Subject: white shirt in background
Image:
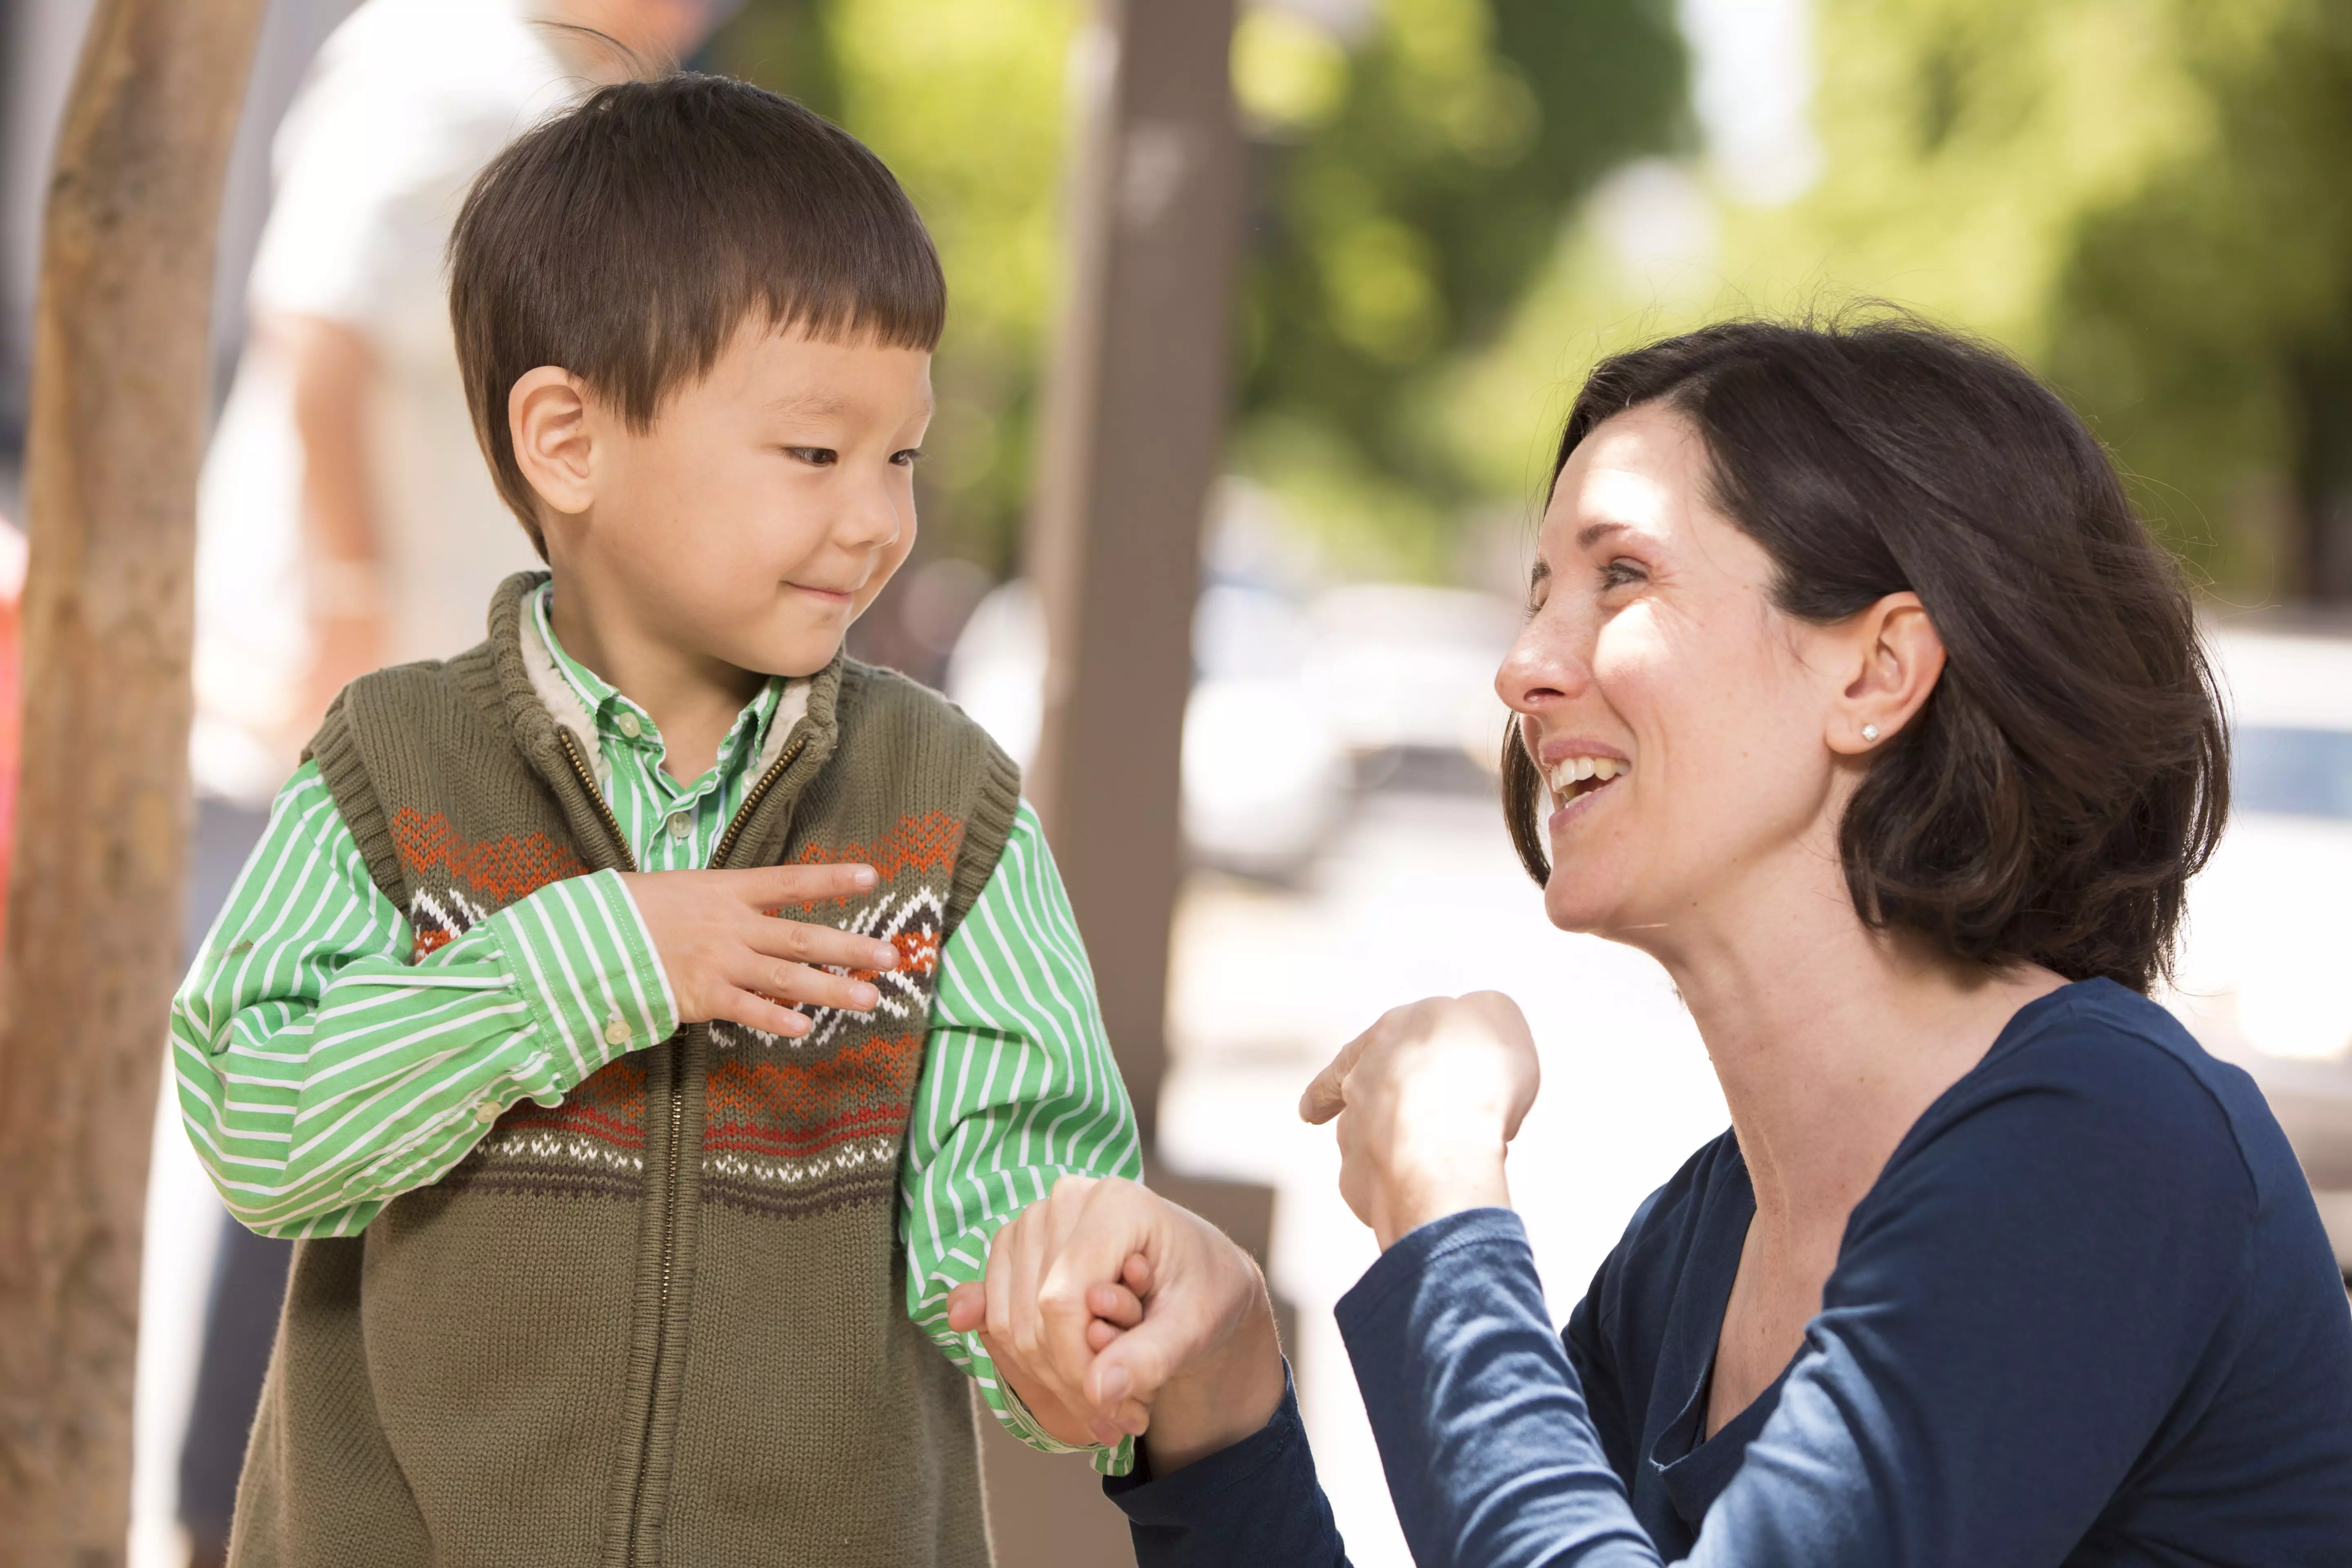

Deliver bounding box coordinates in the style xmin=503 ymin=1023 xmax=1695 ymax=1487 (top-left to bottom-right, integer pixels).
xmin=193 ymin=0 xmax=581 ymax=804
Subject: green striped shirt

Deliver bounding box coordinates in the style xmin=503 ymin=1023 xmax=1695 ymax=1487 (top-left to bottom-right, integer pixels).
xmin=171 ymin=584 xmax=1140 ymax=1468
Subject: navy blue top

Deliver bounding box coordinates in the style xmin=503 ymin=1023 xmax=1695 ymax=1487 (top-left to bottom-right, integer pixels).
xmin=1107 ymin=980 xmax=2352 ymax=1565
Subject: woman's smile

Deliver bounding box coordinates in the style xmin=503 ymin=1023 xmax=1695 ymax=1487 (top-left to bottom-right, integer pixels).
xmin=1535 ymin=736 xmax=1632 ymax=831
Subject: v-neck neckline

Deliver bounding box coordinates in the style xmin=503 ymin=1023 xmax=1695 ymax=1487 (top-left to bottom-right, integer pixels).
xmin=1642 ymin=983 xmax=2087 ymax=1532
xmin=1646 ymin=1149 xmax=1785 ymax=1529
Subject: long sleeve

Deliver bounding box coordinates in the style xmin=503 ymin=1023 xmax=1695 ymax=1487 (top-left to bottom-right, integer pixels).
xmin=900 ymin=802 xmax=1145 ymax=1470
xmin=1082 ymin=992 xmax=2351 ymax=1566
xmin=172 ymin=762 xmax=677 ymax=1238
xmin=1334 ymin=1045 xmax=2270 ymax=1568
xmin=1109 ymin=1370 xmax=1349 ymax=1566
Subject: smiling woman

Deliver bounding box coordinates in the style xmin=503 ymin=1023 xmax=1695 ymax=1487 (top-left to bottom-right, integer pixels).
xmin=1500 ymin=315 xmax=2229 ymax=994
xmin=948 ymin=312 xmax=2352 ymax=1568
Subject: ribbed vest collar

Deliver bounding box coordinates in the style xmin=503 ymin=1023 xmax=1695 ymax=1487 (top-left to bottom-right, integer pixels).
xmin=459 ymin=571 xmax=846 ymax=872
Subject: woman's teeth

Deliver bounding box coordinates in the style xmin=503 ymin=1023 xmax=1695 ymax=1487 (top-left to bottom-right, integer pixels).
xmin=1546 ymin=755 xmax=1626 ymax=796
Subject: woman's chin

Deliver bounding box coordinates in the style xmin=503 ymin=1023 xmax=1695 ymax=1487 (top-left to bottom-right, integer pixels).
xmin=1541 ymin=877 xmax=1618 ymax=936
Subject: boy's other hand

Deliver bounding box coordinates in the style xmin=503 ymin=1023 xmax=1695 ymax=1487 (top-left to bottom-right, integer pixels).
xmin=946 ymin=1176 xmax=1284 ymax=1469
xmin=618 ymin=863 xmax=901 ymax=1038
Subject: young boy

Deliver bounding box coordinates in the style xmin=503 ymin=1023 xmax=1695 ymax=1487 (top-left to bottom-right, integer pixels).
xmin=171 ymin=75 xmax=1140 ymax=1567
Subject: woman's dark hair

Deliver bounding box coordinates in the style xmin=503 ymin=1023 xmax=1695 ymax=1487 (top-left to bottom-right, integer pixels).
xmin=1501 ymin=313 xmax=2228 ymax=993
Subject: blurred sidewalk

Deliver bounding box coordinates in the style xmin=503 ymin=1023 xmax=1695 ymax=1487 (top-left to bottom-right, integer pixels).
xmin=1160 ymin=784 xmax=1728 ymax=1566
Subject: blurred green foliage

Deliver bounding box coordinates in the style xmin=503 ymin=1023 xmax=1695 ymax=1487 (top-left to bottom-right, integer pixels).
xmin=715 ymin=0 xmax=1686 ymax=581
xmin=2044 ymin=2 xmax=2352 ymax=601
xmin=1450 ymin=0 xmax=2352 ymax=606
xmin=1229 ymin=0 xmax=1686 ymax=577
xmin=717 ymin=0 xmax=2352 ymax=605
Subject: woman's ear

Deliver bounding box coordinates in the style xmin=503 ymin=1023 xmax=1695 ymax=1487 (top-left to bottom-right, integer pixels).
xmin=1828 ymin=591 xmax=1945 ymax=756
xmin=508 ymin=367 xmax=596 ymax=518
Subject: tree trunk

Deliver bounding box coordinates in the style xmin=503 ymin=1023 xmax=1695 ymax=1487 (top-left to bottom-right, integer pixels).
xmin=0 ymin=1 xmax=265 ymax=1559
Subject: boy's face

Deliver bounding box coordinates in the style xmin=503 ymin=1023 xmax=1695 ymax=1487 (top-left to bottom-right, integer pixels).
xmin=552 ymin=323 xmax=932 ymax=679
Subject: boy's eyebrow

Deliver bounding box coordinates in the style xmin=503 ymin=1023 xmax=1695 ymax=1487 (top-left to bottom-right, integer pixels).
xmin=767 ymin=390 xmax=853 ymax=418
xmin=764 ymin=388 xmax=935 ymax=421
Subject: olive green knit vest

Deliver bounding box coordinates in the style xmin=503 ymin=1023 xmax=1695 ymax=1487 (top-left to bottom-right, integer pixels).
xmin=228 ymin=574 xmax=1021 ymax=1568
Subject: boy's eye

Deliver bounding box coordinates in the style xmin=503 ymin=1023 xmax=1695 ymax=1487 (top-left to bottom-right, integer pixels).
xmin=891 ymin=448 xmax=923 ymax=467
xmin=785 ymin=446 xmax=837 ymax=467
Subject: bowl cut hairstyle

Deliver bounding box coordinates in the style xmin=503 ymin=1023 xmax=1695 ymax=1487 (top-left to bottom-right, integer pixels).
xmin=448 ymin=74 xmax=947 ymax=554
xmin=1503 ymin=314 xmax=2230 ymax=994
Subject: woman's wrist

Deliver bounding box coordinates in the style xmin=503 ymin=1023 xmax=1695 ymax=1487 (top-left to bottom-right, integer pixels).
xmin=1138 ymin=1288 xmax=1286 ymax=1475
xmin=1370 ymin=1143 xmax=1510 ymax=1251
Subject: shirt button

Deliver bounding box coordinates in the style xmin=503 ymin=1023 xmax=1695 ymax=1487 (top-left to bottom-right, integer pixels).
xmin=616 ymin=711 xmax=643 ymax=739
xmin=604 ymin=1016 xmax=631 ymax=1047
xmin=474 ymin=1102 xmax=499 ymax=1125
xmin=667 ymin=811 xmax=692 ymax=839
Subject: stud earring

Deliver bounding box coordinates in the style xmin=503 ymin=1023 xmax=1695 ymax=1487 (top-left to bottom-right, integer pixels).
xmin=1861 ymin=723 xmax=1880 ymax=744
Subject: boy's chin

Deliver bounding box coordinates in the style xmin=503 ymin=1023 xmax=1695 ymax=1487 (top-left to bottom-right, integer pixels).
xmin=720 ymin=617 xmax=852 ymax=682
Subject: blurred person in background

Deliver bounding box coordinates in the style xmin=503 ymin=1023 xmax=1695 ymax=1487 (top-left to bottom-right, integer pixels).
xmin=176 ymin=4 xmax=733 ymax=1564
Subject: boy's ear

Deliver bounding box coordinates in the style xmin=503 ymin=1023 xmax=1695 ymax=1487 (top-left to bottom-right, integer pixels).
xmin=509 ymin=367 xmax=596 ymax=517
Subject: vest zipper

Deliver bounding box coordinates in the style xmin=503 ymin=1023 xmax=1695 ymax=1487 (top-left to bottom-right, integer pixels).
xmin=711 ymin=736 xmax=806 ymax=870
xmin=569 ymin=724 xmax=806 ymax=1566
xmin=554 ymin=728 xmax=639 ymax=875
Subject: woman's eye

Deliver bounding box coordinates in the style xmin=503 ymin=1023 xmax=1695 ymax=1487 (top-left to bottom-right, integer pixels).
xmin=1600 ymin=558 xmax=1646 ymax=590
xmin=786 ymin=446 xmax=838 ymax=467
xmin=891 ymin=448 xmax=923 ymax=467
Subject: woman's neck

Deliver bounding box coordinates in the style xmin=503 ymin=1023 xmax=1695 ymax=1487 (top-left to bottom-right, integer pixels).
xmin=1644 ymin=844 xmax=2065 ymax=1241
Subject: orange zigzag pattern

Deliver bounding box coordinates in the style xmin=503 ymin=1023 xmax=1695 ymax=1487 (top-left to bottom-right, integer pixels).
xmin=392 ymin=808 xmax=587 ymax=905
xmin=781 ymin=811 xmax=964 ymax=910
xmin=705 ymin=1032 xmax=924 ymax=1127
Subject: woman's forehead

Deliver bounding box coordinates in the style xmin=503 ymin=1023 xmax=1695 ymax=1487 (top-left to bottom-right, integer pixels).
xmin=1546 ymin=411 xmax=1704 ymax=544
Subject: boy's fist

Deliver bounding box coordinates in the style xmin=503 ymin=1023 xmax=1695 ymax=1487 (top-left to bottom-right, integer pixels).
xmin=619 ymin=862 xmax=900 ymax=1038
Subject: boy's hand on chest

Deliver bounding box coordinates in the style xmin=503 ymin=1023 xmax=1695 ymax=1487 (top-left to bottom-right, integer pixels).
xmin=618 ymin=864 xmax=905 ymax=1040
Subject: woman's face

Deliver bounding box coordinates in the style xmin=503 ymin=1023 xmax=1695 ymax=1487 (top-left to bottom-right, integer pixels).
xmin=1497 ymin=403 xmax=1853 ymax=945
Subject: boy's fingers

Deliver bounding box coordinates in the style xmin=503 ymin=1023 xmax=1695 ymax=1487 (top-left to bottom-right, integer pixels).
xmin=742 ymin=915 xmax=901 ymax=976
xmin=735 ymin=956 xmax=879 ymax=1015
xmin=1085 ymin=1319 xmax=1122 ymax=1353
xmin=714 ymin=989 xmax=811 ymax=1039
xmin=945 ymin=1281 xmax=985 ymax=1334
xmin=1085 ymin=1280 xmax=1145 ymax=1329
xmin=731 ymin=862 xmax=878 ymax=908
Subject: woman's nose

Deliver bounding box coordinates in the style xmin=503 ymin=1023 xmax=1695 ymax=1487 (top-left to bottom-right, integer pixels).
xmin=1495 ymin=615 xmax=1590 ymax=717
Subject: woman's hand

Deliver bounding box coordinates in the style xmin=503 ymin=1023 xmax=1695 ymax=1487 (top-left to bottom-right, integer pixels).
xmin=1301 ymin=991 xmax=1541 ymax=1249
xmin=944 ymin=1176 xmax=1287 ymax=1472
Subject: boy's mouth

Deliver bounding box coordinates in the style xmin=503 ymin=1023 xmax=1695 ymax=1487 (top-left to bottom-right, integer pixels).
xmin=786 ymin=581 xmax=857 ymax=606
xmin=1545 ymin=753 xmax=1628 ymax=811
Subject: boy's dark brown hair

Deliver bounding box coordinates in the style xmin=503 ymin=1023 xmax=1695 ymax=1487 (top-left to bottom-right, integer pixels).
xmin=1503 ymin=312 xmax=2230 ymax=994
xmin=448 ymin=74 xmax=947 ymax=553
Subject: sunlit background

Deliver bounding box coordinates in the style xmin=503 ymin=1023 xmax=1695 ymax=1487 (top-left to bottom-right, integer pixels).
xmin=6 ymin=2 xmax=2352 ymax=1564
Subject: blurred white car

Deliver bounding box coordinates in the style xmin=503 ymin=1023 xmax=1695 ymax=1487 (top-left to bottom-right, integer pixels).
xmin=945 ymin=579 xmax=1349 ymax=878
xmin=1303 ymin=584 xmax=1520 ymax=767
xmin=2166 ymin=623 xmax=2352 ymax=1267
xmin=944 ymin=577 xmax=1523 ymax=878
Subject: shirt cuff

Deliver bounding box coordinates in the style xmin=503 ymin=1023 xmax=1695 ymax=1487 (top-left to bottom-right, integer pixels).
xmin=486 ymin=869 xmax=679 ymax=1087
xmin=1334 ymin=1205 xmax=1533 ymax=1330
xmin=920 ymin=1247 xmax=1138 ymax=1476
xmin=1106 ymin=1364 xmax=1306 ymax=1501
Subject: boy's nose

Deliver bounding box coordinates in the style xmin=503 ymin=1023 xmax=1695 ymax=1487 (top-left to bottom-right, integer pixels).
xmin=840 ymin=479 xmax=908 ymax=552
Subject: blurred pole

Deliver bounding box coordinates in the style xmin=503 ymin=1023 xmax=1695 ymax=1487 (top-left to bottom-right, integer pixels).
xmin=0 ymin=0 xmax=265 ymax=1559
xmin=1026 ymin=0 xmax=1243 ymax=1147
xmin=992 ymin=6 xmax=1248 ymax=1561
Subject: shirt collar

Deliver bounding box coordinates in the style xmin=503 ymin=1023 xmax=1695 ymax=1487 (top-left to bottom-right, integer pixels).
xmin=527 ymin=582 xmax=787 ymax=781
